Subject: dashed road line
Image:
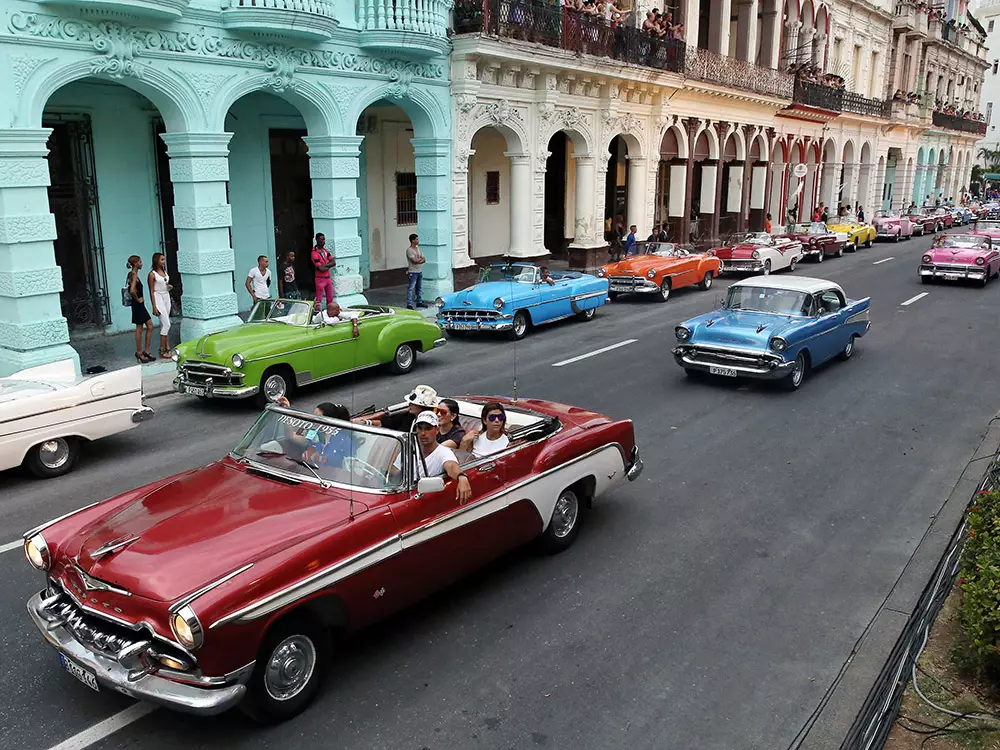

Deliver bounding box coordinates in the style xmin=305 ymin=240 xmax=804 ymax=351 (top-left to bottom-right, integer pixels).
xmin=0 ymin=539 xmax=23 ymax=555
xmin=901 ymin=292 xmax=929 ymax=306
xmin=552 ymin=339 xmax=638 ymax=367
xmin=872 ymin=257 xmax=894 ymax=265
xmin=45 ymin=704 xmax=156 ymax=750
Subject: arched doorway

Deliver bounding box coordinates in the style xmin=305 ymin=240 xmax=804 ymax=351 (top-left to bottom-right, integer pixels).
xmin=923 ymin=148 xmax=938 ymax=205
xmin=819 ymin=139 xmax=838 ymax=214
xmin=719 ymin=131 xmax=743 ymax=238
xmin=934 ymin=149 xmax=947 ymax=203
xmin=804 ymin=141 xmax=820 ymax=218
xmin=782 ymin=0 xmax=802 ymax=65
xmin=881 ymin=148 xmax=903 ymax=211
xmin=747 ymin=134 xmax=768 ymax=232
xmin=604 ymin=135 xmax=629 ymax=244
xmin=655 ymin=127 xmax=686 ymax=241
xmin=857 ymin=142 xmax=873 ymax=216
xmin=768 ymin=139 xmax=788 ymax=226
xmin=813 ymin=5 xmax=829 ymax=67
xmin=786 ymin=141 xmax=807 ymax=223
xmin=912 ymin=147 xmax=926 ymax=207
xmin=840 ymin=140 xmax=856 ymax=215
xmin=689 ymin=128 xmax=716 ymax=244
xmin=467 ymin=125 xmax=526 ymax=261
xmin=544 ymin=132 xmax=570 ymax=257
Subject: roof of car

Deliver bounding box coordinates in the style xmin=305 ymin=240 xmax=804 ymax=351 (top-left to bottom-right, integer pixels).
xmin=731 ymin=276 xmax=843 ymax=295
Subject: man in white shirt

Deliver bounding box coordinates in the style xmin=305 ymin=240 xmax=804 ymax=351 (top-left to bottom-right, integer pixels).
xmin=246 ymin=255 xmax=271 ymax=303
xmin=410 ymin=411 xmax=471 ymax=502
xmin=312 ymin=302 xmax=360 ymax=337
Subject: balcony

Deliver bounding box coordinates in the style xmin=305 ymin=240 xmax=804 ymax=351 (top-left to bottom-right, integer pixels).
xmin=793 ymin=80 xmax=843 ymax=111
xmin=358 ymin=0 xmax=450 ymax=57
xmin=893 ymin=2 xmax=927 ymax=37
xmin=842 ymin=91 xmax=891 ymax=119
xmin=931 ymin=111 xmax=988 ymax=135
xmin=683 ymin=46 xmax=793 ymax=99
xmin=36 ymin=0 xmax=190 ymax=20
xmin=220 ymin=0 xmax=339 ymax=41
xmin=454 ymin=0 xmax=684 ymax=73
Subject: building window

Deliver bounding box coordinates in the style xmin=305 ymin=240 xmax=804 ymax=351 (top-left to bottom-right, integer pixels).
xmin=988 ymin=102 xmax=994 ymax=124
xmin=486 ymin=171 xmax=500 ymax=205
xmin=990 ymin=19 xmax=995 ymax=32
xmin=395 ymin=172 xmax=417 ymax=226
xmin=994 ymin=60 xmax=999 ymax=75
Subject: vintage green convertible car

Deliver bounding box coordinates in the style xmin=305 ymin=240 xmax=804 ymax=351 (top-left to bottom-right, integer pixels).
xmin=172 ymin=299 xmax=445 ymax=405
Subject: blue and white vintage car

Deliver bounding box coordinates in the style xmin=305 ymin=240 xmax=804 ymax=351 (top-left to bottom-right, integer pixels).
xmin=435 ymin=262 xmax=609 ymax=340
xmin=672 ymin=276 xmax=871 ymax=390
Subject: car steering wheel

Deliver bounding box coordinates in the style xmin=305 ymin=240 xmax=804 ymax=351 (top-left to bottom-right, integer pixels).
xmin=343 ymin=456 xmax=388 ymax=488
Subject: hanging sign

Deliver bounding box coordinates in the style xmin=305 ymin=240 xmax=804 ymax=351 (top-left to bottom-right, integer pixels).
xmin=793 ymin=164 xmax=808 ymax=179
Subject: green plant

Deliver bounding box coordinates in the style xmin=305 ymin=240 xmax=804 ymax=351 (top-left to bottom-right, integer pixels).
xmin=958 ymin=490 xmax=1000 ymax=677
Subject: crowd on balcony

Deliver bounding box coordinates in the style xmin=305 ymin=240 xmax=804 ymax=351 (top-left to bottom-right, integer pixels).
xmin=562 ymin=0 xmax=631 ymax=27
xmin=640 ymin=8 xmax=684 ymax=39
xmin=788 ymin=63 xmax=845 ymax=89
xmin=934 ymin=100 xmax=986 ymax=121
xmin=892 ymin=90 xmax=921 ymax=104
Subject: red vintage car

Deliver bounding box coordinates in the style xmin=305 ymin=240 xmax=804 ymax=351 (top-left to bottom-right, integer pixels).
xmin=970 ymin=219 xmax=1000 ymax=242
xmin=784 ymin=222 xmax=849 ymax=262
xmin=930 ymin=207 xmax=954 ymax=230
xmin=23 ymin=399 xmax=641 ymax=722
xmin=919 ymin=234 xmax=1000 ymax=286
xmin=905 ymin=211 xmax=938 ymax=236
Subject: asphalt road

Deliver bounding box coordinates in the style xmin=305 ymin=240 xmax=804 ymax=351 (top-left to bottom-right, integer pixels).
xmin=1 ymin=232 xmax=995 ymax=750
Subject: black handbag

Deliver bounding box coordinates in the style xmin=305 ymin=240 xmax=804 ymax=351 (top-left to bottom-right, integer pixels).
xmin=122 ymin=275 xmax=132 ymax=307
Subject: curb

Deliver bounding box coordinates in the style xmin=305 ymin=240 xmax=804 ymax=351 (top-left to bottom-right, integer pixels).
xmin=795 ymin=410 xmax=1000 ymax=750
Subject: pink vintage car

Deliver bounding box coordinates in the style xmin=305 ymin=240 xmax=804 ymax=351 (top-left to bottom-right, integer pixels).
xmin=872 ymin=211 xmax=913 ymax=241
xmin=970 ymin=219 xmax=1000 ymax=242
xmin=919 ymin=234 xmax=1000 ymax=286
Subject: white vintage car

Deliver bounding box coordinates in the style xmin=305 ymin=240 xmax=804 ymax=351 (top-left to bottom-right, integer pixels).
xmin=0 ymin=360 xmax=153 ymax=479
xmin=710 ymin=232 xmax=804 ymax=274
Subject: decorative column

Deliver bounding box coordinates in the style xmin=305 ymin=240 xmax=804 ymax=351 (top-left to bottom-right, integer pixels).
xmin=569 ymin=154 xmax=599 ymax=248
xmin=682 ymin=0 xmax=700 ymax=53
xmin=735 ymin=0 xmax=760 ymax=64
xmin=761 ymin=9 xmax=782 ymax=69
xmin=813 ymin=32 xmax=827 ymax=68
xmin=411 ymin=137 xmax=454 ymax=300
xmin=303 ymin=135 xmax=367 ymax=307
xmin=161 ymin=132 xmax=242 ymax=340
xmin=680 ymin=119 xmax=699 ymax=243
xmin=506 ymin=152 xmax=532 ymax=257
xmin=857 ymin=163 xmax=872 ymax=213
xmin=626 ymin=156 xmax=647 ymax=239
xmin=704 ymin=159 xmax=721 ymax=243
xmin=924 ymin=163 xmax=938 ymax=203
xmin=800 ymin=27 xmax=816 ymax=67
xmin=767 ymin=161 xmax=786 ymax=224
xmin=784 ymin=21 xmax=803 ymax=65
xmin=0 ymin=129 xmax=77 ymax=377
xmin=709 ymin=0 xmax=733 ymax=56
xmin=911 ymin=164 xmax=925 ymax=206
xmin=748 ymin=161 xmax=768 ymax=230
xmin=842 ymin=162 xmax=858 ymax=210
xmin=451 ymin=147 xmax=475 ymax=273
xmin=820 ymin=161 xmax=840 ymax=209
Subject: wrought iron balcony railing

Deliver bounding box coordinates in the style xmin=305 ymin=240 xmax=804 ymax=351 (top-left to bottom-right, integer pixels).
xmin=841 ymin=91 xmax=891 ymax=119
xmin=683 ymin=46 xmax=793 ymax=99
xmin=792 ymin=80 xmax=844 ymax=111
xmin=220 ymin=0 xmax=339 ymax=41
xmin=453 ymin=0 xmax=686 ymax=73
xmin=931 ymin=111 xmax=987 ymax=135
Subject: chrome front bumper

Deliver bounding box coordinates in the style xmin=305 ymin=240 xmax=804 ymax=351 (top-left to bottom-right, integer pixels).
xmin=720 ymin=261 xmax=765 ymax=273
xmin=438 ymin=317 xmax=513 ymax=332
xmin=131 ymin=406 xmax=154 ymax=423
xmin=625 ymin=446 xmax=643 ymax=481
xmin=673 ymin=346 xmax=796 ymax=380
xmin=918 ymin=264 xmax=986 ymax=280
xmin=173 ymin=374 xmax=259 ymax=399
xmin=433 ymin=337 xmax=447 ymax=348
xmin=27 ymin=590 xmax=249 ymax=716
xmin=608 ymin=277 xmax=659 ymax=293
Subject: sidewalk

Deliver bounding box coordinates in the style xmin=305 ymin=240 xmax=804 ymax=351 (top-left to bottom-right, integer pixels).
xmin=73 ymin=283 xmax=438 ymax=399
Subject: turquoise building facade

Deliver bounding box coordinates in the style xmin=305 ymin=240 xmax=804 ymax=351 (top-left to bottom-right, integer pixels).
xmin=0 ymin=0 xmax=453 ymax=375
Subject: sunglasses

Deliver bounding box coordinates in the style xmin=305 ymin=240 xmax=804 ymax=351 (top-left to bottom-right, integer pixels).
xmin=434 ymin=406 xmax=451 ymax=416
xmin=486 ymin=413 xmax=506 ymax=422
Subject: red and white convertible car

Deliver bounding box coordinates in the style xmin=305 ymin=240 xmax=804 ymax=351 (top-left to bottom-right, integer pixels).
xmin=709 ymin=232 xmax=803 ymax=275
xmin=23 ymin=398 xmax=641 ymax=722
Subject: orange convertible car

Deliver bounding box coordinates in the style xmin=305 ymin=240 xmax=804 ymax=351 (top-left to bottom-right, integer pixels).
xmin=597 ymin=242 xmax=722 ymax=302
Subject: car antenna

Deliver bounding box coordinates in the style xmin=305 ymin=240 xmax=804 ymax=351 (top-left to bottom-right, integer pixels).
xmin=508 ymin=260 xmax=518 ymax=402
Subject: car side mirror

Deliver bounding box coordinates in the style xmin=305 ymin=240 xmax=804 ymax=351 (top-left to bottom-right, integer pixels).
xmin=417 ymin=477 xmax=446 ymax=495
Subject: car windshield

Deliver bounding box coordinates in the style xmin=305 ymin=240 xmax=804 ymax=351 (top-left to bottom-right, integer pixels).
xmin=247 ymin=299 xmax=314 ymax=327
xmin=479 ymin=264 xmax=538 ymax=284
xmin=647 ymin=243 xmax=686 ymax=257
xmin=976 ymin=221 xmax=1000 ymax=232
xmin=792 ymin=223 xmax=827 ymax=234
xmin=742 ymin=233 xmax=773 ymax=245
xmin=724 ymin=285 xmax=811 ymax=316
xmin=937 ymin=235 xmax=984 ymax=248
xmin=875 ymin=211 xmax=898 ymax=219
xmin=232 ymin=410 xmax=406 ymax=491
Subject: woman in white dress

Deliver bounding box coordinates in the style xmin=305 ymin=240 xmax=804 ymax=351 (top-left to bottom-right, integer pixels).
xmin=148 ymin=252 xmax=174 ymax=359
xmin=460 ymin=401 xmax=510 ymax=458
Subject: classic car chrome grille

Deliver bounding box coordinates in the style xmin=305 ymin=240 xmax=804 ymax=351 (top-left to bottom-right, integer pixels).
xmin=683 ymin=347 xmax=778 ymax=366
xmin=180 ymin=362 xmax=244 ymax=387
xmin=720 ymin=260 xmax=761 ymax=269
xmin=44 ymin=586 xmax=142 ymax=657
xmin=441 ymin=310 xmax=501 ymax=322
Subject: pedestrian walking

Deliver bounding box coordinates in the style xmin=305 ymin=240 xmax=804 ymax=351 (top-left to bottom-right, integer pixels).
xmin=246 ymin=255 xmax=272 ymax=306
xmin=857 ymin=205 xmax=865 ymax=223
xmin=279 ymin=250 xmax=301 ymax=299
xmin=126 ymin=255 xmax=155 ymax=363
xmin=148 ymin=252 xmax=173 ymax=359
xmin=765 ymin=213 xmax=772 ymax=233
xmin=311 ymin=233 xmax=335 ymax=309
xmin=406 ymin=233 xmax=426 ymax=309
xmin=625 ymin=224 xmax=637 ymax=255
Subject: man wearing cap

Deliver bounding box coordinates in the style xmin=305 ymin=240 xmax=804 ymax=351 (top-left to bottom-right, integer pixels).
xmin=410 ymin=411 xmax=472 ymax=502
xmin=358 ymin=384 xmax=438 ymax=432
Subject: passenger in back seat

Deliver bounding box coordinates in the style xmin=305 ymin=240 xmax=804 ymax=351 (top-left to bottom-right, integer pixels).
xmin=460 ymin=401 xmax=511 ymax=458
xmin=435 ymin=398 xmax=466 ymax=449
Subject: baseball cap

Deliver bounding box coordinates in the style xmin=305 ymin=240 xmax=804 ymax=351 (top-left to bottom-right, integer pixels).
xmin=414 ymin=411 xmax=438 ymax=428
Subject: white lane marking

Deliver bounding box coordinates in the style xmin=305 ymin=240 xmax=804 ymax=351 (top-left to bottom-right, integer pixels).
xmin=872 ymin=257 xmax=894 ymax=265
xmin=0 ymin=539 xmax=23 ymax=554
xmin=552 ymin=339 xmax=638 ymax=367
xmin=46 ymin=704 xmax=156 ymax=750
xmin=901 ymin=292 xmax=929 ymax=306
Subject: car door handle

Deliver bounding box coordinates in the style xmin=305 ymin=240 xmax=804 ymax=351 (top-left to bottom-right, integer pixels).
xmin=476 ymin=463 xmax=496 ymax=472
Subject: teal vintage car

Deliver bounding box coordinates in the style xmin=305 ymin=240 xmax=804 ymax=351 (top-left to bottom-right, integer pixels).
xmin=172 ymin=299 xmax=445 ymax=405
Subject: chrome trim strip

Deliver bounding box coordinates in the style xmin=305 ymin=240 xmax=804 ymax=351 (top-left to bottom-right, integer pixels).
xmin=296 ymin=361 xmax=380 ymax=388
xmin=1 ymin=388 xmax=144 ymax=427
xmin=169 ymin=563 xmax=254 ymax=613
xmin=91 ymin=536 xmax=140 ymax=559
xmin=24 ymin=501 xmax=103 ymax=539
xmin=71 ymin=561 xmax=133 ymax=597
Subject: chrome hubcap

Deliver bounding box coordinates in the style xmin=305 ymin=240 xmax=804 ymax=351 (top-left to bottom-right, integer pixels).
xmin=514 ymin=315 xmax=527 ymax=336
xmin=792 ymin=357 xmax=804 ymax=385
xmin=38 ymin=438 xmax=70 ymax=469
xmin=395 ymin=345 xmax=413 ymax=370
xmin=263 ymin=374 xmax=287 ymax=401
xmin=551 ymin=491 xmax=579 ymax=539
xmin=704 ymin=275 xmax=712 ymax=288
xmin=661 ymin=283 xmax=670 ymax=299
xmin=264 ymin=635 xmax=316 ymax=702
xmin=845 ymin=338 xmax=854 ymax=356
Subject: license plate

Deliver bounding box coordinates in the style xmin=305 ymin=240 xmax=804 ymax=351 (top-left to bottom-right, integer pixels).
xmin=60 ymin=654 xmax=99 ymax=692
xmin=448 ymin=322 xmax=478 ymax=330
xmin=184 ymin=385 xmax=206 ymax=397
xmin=943 ymin=274 xmax=960 ymax=281
xmin=709 ymin=366 xmax=738 ymax=377
xmin=610 ymin=284 xmax=632 ymax=291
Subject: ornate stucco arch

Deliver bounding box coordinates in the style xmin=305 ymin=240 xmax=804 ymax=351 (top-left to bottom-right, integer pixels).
xmin=536 ymin=105 xmax=596 ymax=166
xmin=347 ymin=81 xmax=449 ymax=140
xmin=210 ymin=74 xmax=342 ymax=136
xmin=693 ymin=121 xmax=720 ymax=160
xmin=722 ymin=126 xmax=747 ymax=162
xmin=749 ymin=130 xmax=770 ymax=163
xmin=656 ymin=120 xmax=690 ymax=160
xmin=600 ymin=112 xmax=647 ymax=160
xmin=462 ymin=100 xmax=530 ymax=157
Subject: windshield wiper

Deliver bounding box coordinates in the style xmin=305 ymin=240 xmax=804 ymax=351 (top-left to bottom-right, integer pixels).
xmin=276 ymin=454 xmax=331 ymax=488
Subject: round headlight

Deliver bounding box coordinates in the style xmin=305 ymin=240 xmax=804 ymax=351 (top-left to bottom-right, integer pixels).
xmin=170 ymin=606 xmax=203 ymax=650
xmin=752 ymin=250 xmax=760 ymax=259
xmin=434 ymin=297 xmax=444 ymax=308
xmin=770 ymin=337 xmax=787 ymax=353
xmin=922 ymin=254 xmax=932 ymax=263
xmin=493 ymin=297 xmax=505 ymax=310
xmin=231 ymin=353 xmax=244 ymax=369
xmin=976 ymin=256 xmax=986 ymax=266
xmin=597 ymin=268 xmax=607 ymax=277
xmin=810 ymin=238 xmax=817 ymax=245
xmin=170 ymin=348 xmax=180 ymax=363
xmin=24 ymin=534 xmax=49 ymax=571
xmin=647 ymin=269 xmax=657 ymax=279
xmin=675 ymin=326 xmax=692 ymax=341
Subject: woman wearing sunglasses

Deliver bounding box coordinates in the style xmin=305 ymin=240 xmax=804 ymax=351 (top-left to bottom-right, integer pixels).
xmin=435 ymin=398 xmax=465 ymax=449
xmin=460 ymin=401 xmax=510 ymax=458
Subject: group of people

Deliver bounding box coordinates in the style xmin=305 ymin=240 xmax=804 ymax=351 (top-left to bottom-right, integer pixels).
xmin=892 ymin=90 xmax=921 ymax=105
xmin=279 ymin=384 xmax=512 ymax=503
xmin=933 ymin=100 xmax=986 ymax=122
xmin=125 ymin=253 xmax=174 ymax=363
xmin=640 ymin=8 xmax=683 ymax=39
xmin=789 ymin=63 xmax=846 ymax=90
xmin=562 ymin=0 xmax=630 ymax=26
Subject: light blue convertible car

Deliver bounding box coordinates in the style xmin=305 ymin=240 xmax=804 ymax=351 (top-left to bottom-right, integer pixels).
xmin=435 ymin=262 xmax=609 ymax=340
xmin=672 ymin=276 xmax=871 ymax=390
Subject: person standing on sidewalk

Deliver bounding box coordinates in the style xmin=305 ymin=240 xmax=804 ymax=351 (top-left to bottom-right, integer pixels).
xmin=625 ymin=225 xmax=637 ymax=256
xmin=278 ymin=250 xmax=301 ymax=299
xmin=311 ymin=233 xmax=335 ymax=309
xmin=148 ymin=252 xmax=173 ymax=359
xmin=126 ymin=255 xmax=155 ymax=363
xmin=406 ymin=233 xmax=427 ymax=309
xmin=245 ymin=255 xmax=271 ymax=306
